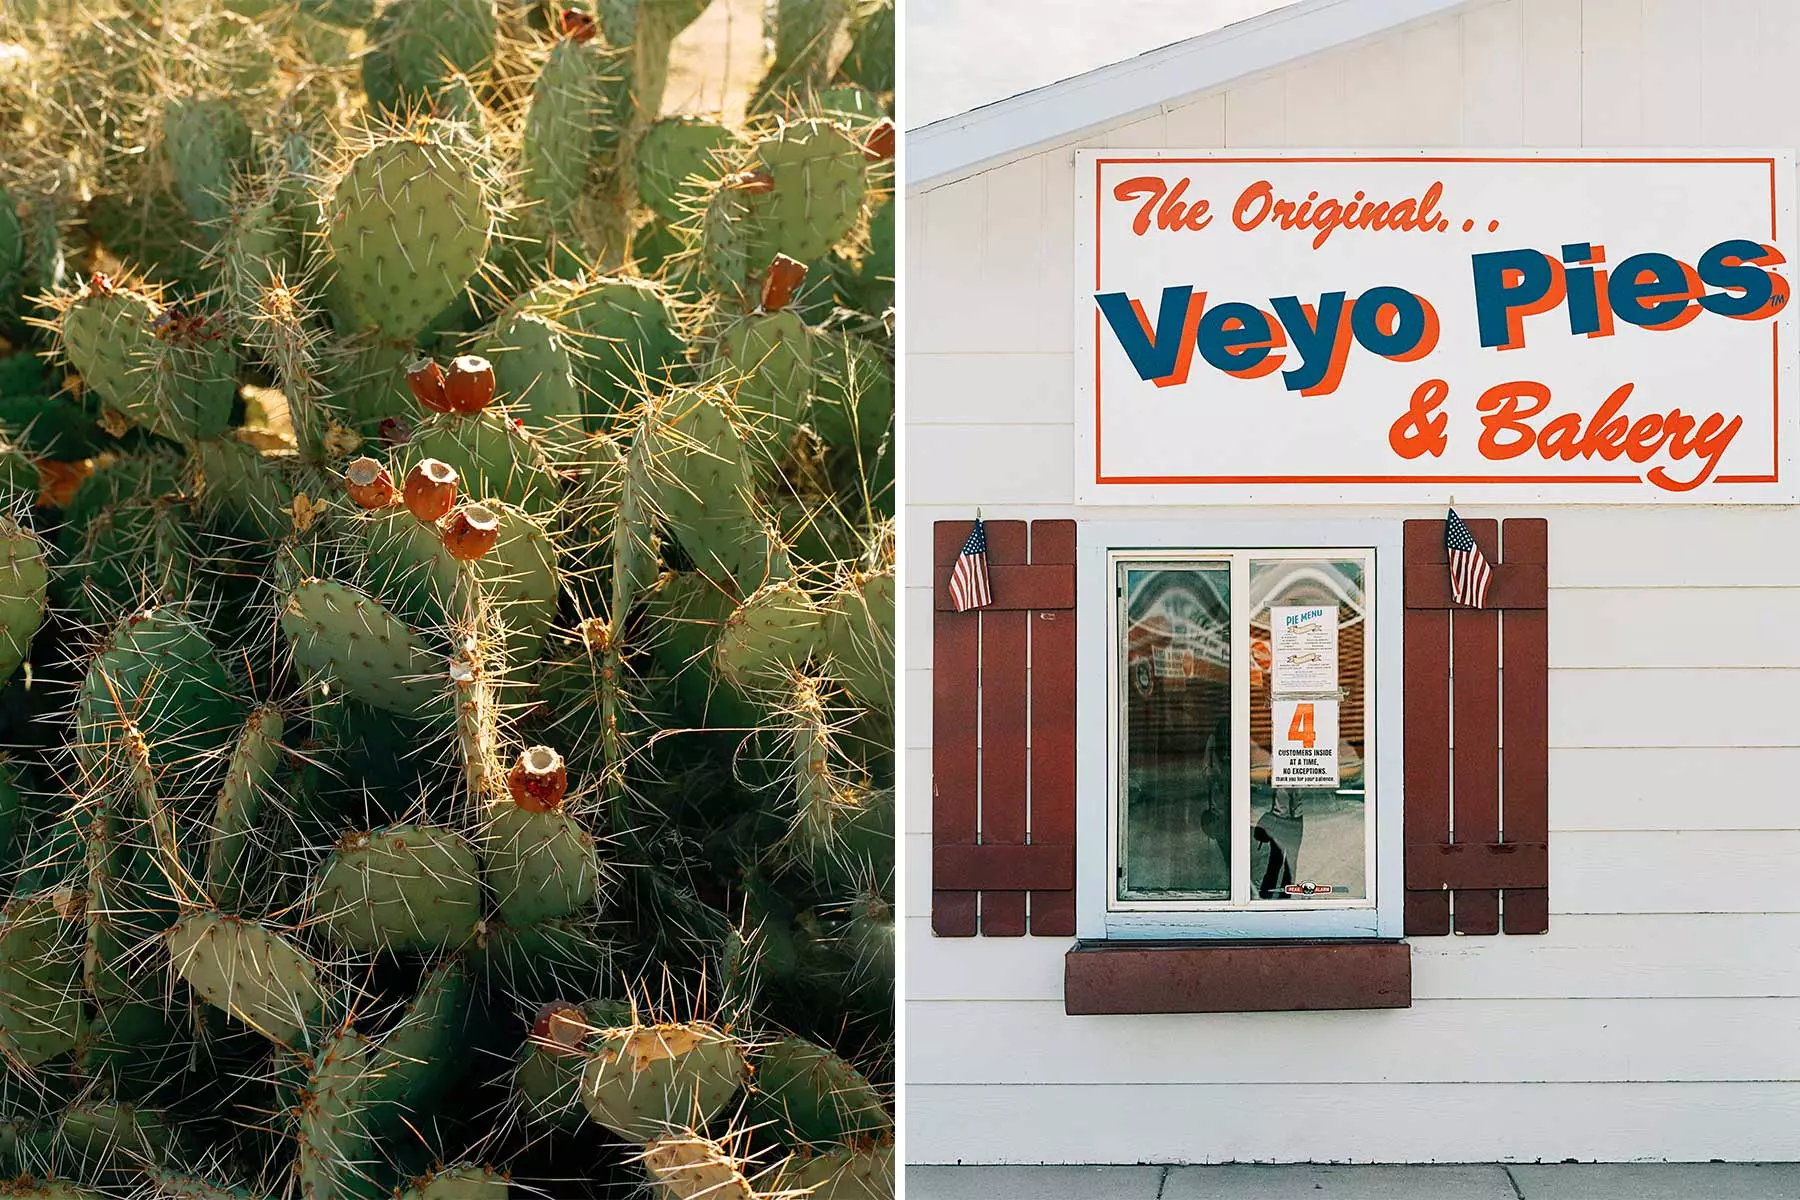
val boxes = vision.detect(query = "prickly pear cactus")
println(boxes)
[0,1,891,1195]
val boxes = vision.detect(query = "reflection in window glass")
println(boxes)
[1247,558,1367,901]
[1118,562,1231,901]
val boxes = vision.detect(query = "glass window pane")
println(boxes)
[1118,561,1231,901]
[1247,557,1368,902]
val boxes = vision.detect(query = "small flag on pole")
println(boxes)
[1445,507,1493,608]
[949,517,993,612]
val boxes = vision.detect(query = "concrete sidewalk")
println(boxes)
[906,1163,1800,1199]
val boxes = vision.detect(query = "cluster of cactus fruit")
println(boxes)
[0,0,893,1197]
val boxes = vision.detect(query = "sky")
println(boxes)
[906,0,1304,127]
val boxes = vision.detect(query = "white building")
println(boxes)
[905,0,1800,1165]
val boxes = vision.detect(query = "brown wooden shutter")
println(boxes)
[932,519,1077,936]
[1403,518,1549,936]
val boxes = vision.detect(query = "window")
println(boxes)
[1077,522,1403,940]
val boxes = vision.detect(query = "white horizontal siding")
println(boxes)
[905,0,1800,1164]
[908,1082,1800,1164]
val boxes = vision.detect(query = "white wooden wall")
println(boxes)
[905,0,1800,1164]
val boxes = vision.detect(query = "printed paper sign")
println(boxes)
[1075,150,1798,503]
[1271,699,1339,789]
[1270,606,1338,694]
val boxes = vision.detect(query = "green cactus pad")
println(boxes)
[58,496,198,625]
[746,1035,891,1147]
[810,332,892,454]
[714,581,823,689]
[637,389,786,595]
[637,118,738,225]
[324,135,495,338]
[370,955,472,1108]
[715,308,814,426]
[362,0,497,115]
[506,276,685,426]
[840,0,895,94]
[193,438,296,540]
[162,97,254,228]
[396,1166,509,1200]
[314,824,482,952]
[205,706,285,911]
[294,1026,390,1200]
[698,182,753,297]
[515,998,631,1127]
[0,892,85,1067]
[0,517,47,686]
[167,911,324,1046]
[578,1020,746,1140]
[742,119,868,264]
[74,607,244,784]
[522,38,629,226]
[35,1100,179,1173]
[478,311,585,436]
[58,285,236,443]
[281,579,445,716]
[821,566,892,711]
[481,804,600,925]
[409,412,561,516]
[779,1142,895,1200]
[0,186,22,306]
[639,1135,759,1200]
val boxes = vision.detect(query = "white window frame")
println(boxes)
[1076,518,1405,940]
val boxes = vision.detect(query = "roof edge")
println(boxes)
[905,0,1477,192]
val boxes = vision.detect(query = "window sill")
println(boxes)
[1063,938,1411,1014]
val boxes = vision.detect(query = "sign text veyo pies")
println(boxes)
[1074,150,1797,503]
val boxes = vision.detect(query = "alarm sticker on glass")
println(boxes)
[1269,605,1338,694]
[1271,699,1340,788]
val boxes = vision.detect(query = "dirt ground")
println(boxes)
[664,0,766,124]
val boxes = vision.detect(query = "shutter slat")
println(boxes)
[1403,520,1454,937]
[978,524,1031,937]
[932,522,981,937]
[1501,520,1551,934]
[1451,519,1503,936]
[1029,521,1079,935]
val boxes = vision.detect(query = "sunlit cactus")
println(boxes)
[0,0,891,1194]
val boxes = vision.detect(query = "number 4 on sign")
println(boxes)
[1286,702,1317,749]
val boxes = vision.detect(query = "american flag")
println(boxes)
[949,518,993,612]
[1446,508,1493,608]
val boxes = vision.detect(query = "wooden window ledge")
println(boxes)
[1064,938,1411,1014]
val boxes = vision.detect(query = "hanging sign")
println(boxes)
[1269,605,1338,694]
[1271,699,1339,789]
[1075,150,1797,503]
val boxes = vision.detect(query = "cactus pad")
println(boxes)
[167,911,324,1046]
[314,824,482,952]
[480,804,600,925]
[281,579,445,716]
[324,135,495,338]
[0,517,47,686]
[579,1020,746,1140]
[57,283,236,443]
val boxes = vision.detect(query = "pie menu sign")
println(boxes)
[1074,150,1797,504]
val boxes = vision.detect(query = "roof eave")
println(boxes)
[905,0,1478,192]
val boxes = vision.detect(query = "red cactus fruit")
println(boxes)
[444,502,500,560]
[404,458,458,522]
[508,745,568,812]
[532,1000,589,1051]
[560,7,596,41]
[406,356,452,413]
[344,457,397,509]
[760,254,808,313]
[863,118,895,162]
[443,355,496,414]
